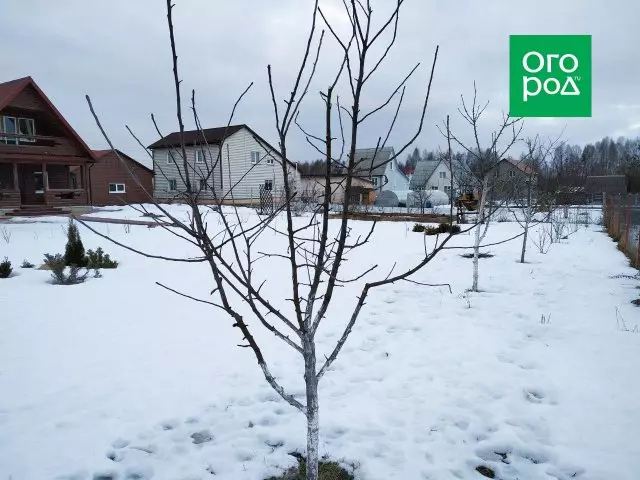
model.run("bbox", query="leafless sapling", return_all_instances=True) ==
[444,84,523,291]
[77,2,491,479]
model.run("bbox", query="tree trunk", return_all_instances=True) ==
[520,222,528,263]
[472,180,488,292]
[303,335,319,480]
[472,214,481,291]
[520,181,532,264]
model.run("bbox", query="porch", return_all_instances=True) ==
[0,161,89,210]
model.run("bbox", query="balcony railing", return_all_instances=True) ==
[0,132,61,147]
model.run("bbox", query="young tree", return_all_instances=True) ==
[444,84,523,291]
[80,2,452,479]
[511,135,560,263]
[64,218,86,267]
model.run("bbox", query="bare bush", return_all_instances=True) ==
[1,226,11,244]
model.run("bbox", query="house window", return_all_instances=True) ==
[166,150,173,165]
[1,116,17,144]
[431,186,438,190]
[199,178,207,191]
[371,177,378,187]
[439,171,447,179]
[109,183,126,193]
[389,161,393,171]
[196,149,206,164]
[168,179,177,191]
[251,151,261,164]
[509,170,516,178]
[266,155,274,165]
[18,118,35,141]
[494,170,500,178]
[264,179,273,191]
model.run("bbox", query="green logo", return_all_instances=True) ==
[509,35,591,117]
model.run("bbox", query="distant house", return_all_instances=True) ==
[299,174,375,205]
[148,124,300,203]
[410,158,458,199]
[90,150,154,206]
[0,76,94,214]
[352,147,409,192]
[488,158,536,199]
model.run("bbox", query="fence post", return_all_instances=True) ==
[624,194,632,250]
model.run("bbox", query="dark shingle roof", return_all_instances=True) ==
[147,125,246,149]
[585,175,627,194]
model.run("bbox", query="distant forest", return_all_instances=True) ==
[398,135,640,191]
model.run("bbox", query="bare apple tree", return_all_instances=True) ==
[74,1,500,479]
[510,135,561,263]
[444,84,523,291]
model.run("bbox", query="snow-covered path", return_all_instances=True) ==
[0,207,638,480]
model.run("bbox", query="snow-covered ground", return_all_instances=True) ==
[0,206,638,480]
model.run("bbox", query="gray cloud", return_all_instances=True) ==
[2,0,639,167]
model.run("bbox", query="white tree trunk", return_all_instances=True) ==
[303,335,319,480]
[472,178,489,292]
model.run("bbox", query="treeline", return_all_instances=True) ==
[398,135,640,191]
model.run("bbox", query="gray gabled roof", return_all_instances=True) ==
[352,147,394,176]
[410,159,440,189]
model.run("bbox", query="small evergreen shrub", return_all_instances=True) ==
[0,257,12,278]
[87,247,118,269]
[437,223,461,234]
[412,223,426,232]
[64,219,87,267]
[423,223,461,236]
[44,253,89,285]
[21,259,35,268]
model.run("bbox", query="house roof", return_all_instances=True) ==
[352,147,395,176]
[585,175,627,194]
[147,124,297,168]
[410,159,440,189]
[147,124,245,149]
[92,149,153,173]
[502,158,536,174]
[0,76,95,160]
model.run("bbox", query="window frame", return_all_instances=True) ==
[264,179,273,191]
[168,179,178,191]
[431,186,439,190]
[266,155,274,165]
[18,117,35,142]
[439,171,447,179]
[371,176,378,187]
[108,183,126,194]
[166,150,173,165]
[2,116,17,145]
[251,151,261,164]
[509,170,516,178]
[196,149,206,164]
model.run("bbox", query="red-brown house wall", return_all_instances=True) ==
[89,152,153,206]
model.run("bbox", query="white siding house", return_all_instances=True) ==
[410,158,458,199]
[149,125,300,202]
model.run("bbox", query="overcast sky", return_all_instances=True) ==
[2,0,639,167]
